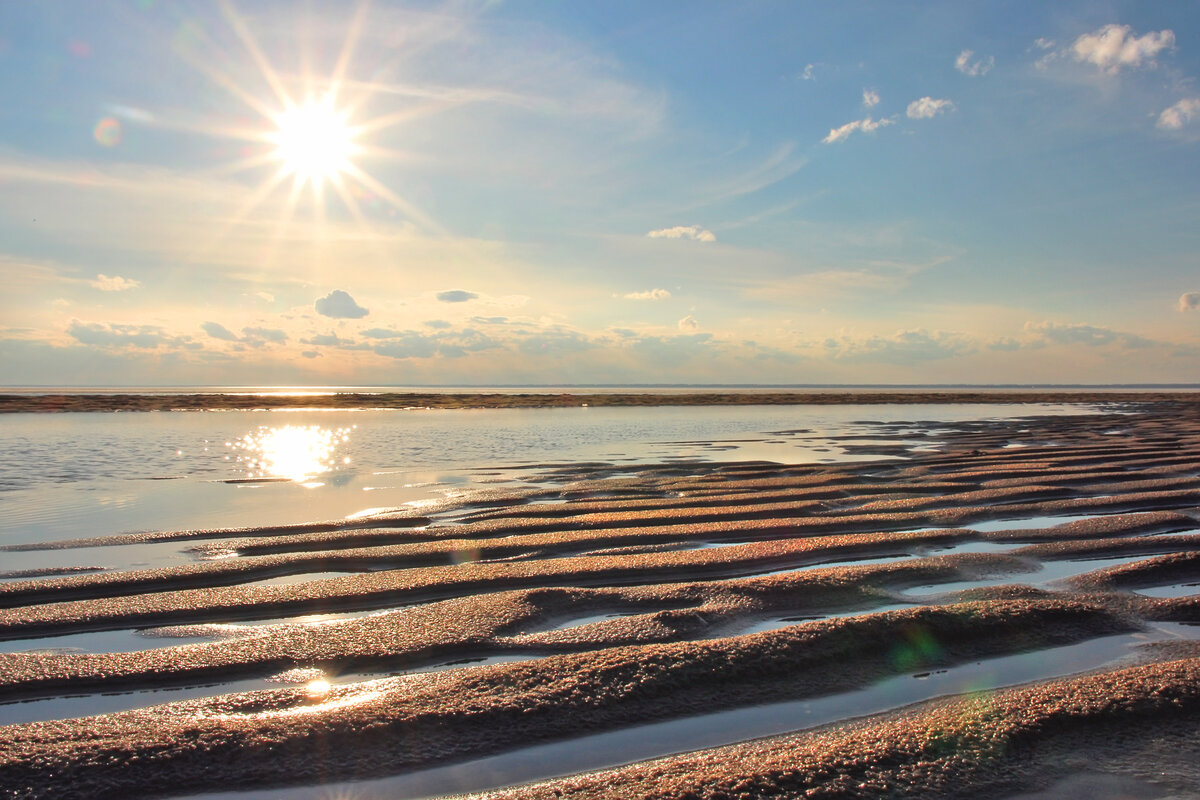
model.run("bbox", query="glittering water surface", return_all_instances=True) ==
[0,403,1088,550]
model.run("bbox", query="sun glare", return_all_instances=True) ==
[270,97,357,186]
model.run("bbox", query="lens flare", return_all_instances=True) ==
[93,117,122,147]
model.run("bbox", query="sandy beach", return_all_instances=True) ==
[1,396,1199,799]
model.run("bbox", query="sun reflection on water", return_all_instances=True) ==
[228,424,355,483]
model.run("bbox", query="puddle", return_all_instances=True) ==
[732,603,914,636]
[739,553,911,580]
[0,653,545,728]
[0,609,395,655]
[0,627,230,655]
[549,613,636,631]
[0,675,283,726]
[1134,582,1200,598]
[332,653,540,684]
[0,540,199,578]
[967,514,1106,533]
[900,553,1155,598]
[173,623,1200,800]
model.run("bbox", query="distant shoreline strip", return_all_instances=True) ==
[1,391,1196,413]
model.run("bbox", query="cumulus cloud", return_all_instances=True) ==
[314,289,369,319]
[436,290,478,303]
[1024,321,1152,348]
[906,97,955,119]
[988,337,1022,351]
[302,333,349,347]
[822,116,895,144]
[90,274,139,291]
[824,329,974,364]
[1158,98,1200,131]
[647,225,716,243]
[955,50,994,77]
[677,315,699,331]
[801,64,818,81]
[67,320,187,349]
[1069,24,1174,74]
[301,350,320,359]
[862,88,880,107]
[517,328,593,357]
[242,327,286,344]
[623,288,672,300]
[1178,293,1200,311]
[630,332,715,365]
[201,321,239,342]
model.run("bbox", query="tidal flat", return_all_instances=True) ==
[2,396,1200,799]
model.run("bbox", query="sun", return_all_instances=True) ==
[269,96,358,188]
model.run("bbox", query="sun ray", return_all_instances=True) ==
[218,0,294,110]
[341,162,445,235]
[327,2,371,104]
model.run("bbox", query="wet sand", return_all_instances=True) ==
[0,389,1192,413]
[1,398,1200,799]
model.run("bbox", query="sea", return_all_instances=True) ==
[0,383,1163,573]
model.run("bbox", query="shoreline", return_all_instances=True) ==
[2,390,1198,413]
[2,402,1199,798]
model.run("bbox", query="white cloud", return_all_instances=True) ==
[955,50,994,77]
[1024,321,1153,348]
[862,88,880,107]
[1069,24,1174,75]
[254,291,275,303]
[68,320,189,349]
[1179,292,1200,311]
[315,289,369,319]
[822,116,896,144]
[677,315,699,331]
[1158,98,1200,131]
[906,97,955,119]
[201,321,239,342]
[1034,38,1056,51]
[623,288,672,300]
[823,329,974,364]
[801,64,817,81]
[436,289,479,303]
[90,274,140,291]
[647,225,716,243]
[242,326,287,344]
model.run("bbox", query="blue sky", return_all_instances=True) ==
[2,0,1199,385]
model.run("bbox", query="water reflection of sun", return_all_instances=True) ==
[229,424,354,484]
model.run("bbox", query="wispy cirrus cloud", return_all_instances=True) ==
[955,50,994,77]
[647,226,716,243]
[623,288,672,300]
[1024,321,1153,348]
[822,116,896,144]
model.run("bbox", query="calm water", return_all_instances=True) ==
[0,403,1092,566]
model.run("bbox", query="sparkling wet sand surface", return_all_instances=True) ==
[2,395,1200,799]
